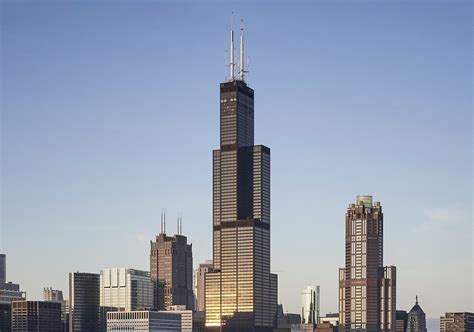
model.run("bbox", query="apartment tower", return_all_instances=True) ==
[338,195,396,331]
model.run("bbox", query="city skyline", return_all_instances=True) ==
[1,0,472,324]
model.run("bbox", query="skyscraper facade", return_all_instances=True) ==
[338,195,396,332]
[194,260,213,313]
[11,300,62,332]
[301,286,320,325]
[69,272,100,332]
[99,268,154,311]
[150,232,194,310]
[44,288,69,332]
[205,24,278,331]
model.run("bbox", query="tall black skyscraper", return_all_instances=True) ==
[205,21,278,331]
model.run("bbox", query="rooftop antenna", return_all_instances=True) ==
[160,209,163,233]
[229,13,235,81]
[177,213,179,235]
[239,18,245,81]
[164,209,166,234]
[416,295,418,305]
[180,213,183,235]
[224,50,228,81]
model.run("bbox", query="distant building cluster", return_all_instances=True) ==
[0,22,472,332]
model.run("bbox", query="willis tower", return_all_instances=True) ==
[205,20,278,331]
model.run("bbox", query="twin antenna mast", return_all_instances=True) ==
[227,14,247,82]
[160,208,183,236]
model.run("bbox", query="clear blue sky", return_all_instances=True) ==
[1,0,472,320]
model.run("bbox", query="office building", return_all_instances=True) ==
[440,312,474,331]
[43,288,69,332]
[0,283,26,305]
[166,305,192,331]
[0,255,5,285]
[205,22,278,331]
[194,260,213,313]
[106,310,181,331]
[0,255,26,304]
[150,226,194,310]
[0,302,11,332]
[100,268,154,311]
[69,272,100,332]
[395,310,408,332]
[301,285,320,324]
[406,296,426,332]
[338,195,397,331]
[11,300,61,331]
[43,288,64,302]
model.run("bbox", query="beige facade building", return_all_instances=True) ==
[150,232,194,311]
[439,312,474,331]
[194,260,213,313]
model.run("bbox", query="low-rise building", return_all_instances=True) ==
[320,313,339,326]
[165,305,192,331]
[107,310,181,331]
[440,312,474,331]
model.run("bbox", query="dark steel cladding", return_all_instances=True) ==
[205,79,277,331]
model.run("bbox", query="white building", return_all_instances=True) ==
[100,268,154,311]
[301,285,320,324]
[320,313,339,326]
[107,310,181,331]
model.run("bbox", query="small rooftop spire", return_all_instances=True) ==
[229,13,235,81]
[416,295,418,305]
[239,18,245,81]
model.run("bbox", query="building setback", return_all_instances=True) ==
[11,300,61,332]
[439,312,473,332]
[204,23,278,331]
[0,254,26,305]
[69,272,100,332]
[150,231,194,310]
[338,195,396,331]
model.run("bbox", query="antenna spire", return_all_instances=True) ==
[416,295,418,305]
[164,209,166,234]
[180,214,183,235]
[161,209,164,233]
[229,13,235,81]
[239,18,245,81]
